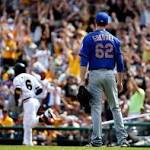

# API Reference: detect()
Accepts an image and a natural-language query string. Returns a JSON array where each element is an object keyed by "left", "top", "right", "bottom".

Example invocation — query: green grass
[{"left": 0, "top": 146, "right": 150, "bottom": 150}]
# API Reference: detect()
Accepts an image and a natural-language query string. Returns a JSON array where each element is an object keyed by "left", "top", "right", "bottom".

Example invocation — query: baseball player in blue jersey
[{"left": 79, "top": 12, "right": 129, "bottom": 147}]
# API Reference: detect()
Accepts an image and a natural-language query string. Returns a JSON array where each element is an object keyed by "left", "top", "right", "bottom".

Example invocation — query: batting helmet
[
  {"left": 14, "top": 63, "right": 26, "bottom": 76},
  {"left": 96, "top": 12, "right": 109, "bottom": 25}
]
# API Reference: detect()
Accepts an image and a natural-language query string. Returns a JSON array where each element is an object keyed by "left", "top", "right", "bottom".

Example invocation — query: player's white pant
[{"left": 23, "top": 98, "right": 40, "bottom": 145}]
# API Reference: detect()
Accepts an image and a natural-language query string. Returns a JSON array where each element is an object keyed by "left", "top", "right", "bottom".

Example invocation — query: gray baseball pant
[{"left": 88, "top": 69, "right": 128, "bottom": 145}]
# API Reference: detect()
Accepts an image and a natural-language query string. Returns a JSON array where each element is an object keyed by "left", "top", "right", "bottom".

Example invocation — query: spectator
[
  {"left": 0, "top": 109, "right": 14, "bottom": 126},
  {"left": 67, "top": 51, "right": 80, "bottom": 80},
  {"left": 127, "top": 77, "right": 145, "bottom": 117}
]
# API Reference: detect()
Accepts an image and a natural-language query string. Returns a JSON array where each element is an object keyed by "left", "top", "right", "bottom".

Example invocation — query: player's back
[
  {"left": 84, "top": 30, "right": 120, "bottom": 70},
  {"left": 13, "top": 73, "right": 42, "bottom": 100}
]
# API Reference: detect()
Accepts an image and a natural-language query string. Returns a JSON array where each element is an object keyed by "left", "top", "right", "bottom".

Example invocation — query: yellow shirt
[
  {"left": 20, "top": 0, "right": 30, "bottom": 5},
  {"left": 142, "top": 49, "right": 150, "bottom": 62},
  {"left": 67, "top": 53, "right": 80, "bottom": 78},
  {"left": 2, "top": 40, "right": 17, "bottom": 59},
  {"left": 0, "top": 116, "right": 14, "bottom": 126},
  {"left": 2, "top": 73, "right": 9, "bottom": 81},
  {"left": 5, "top": 40, "right": 17, "bottom": 50},
  {"left": 128, "top": 88, "right": 145, "bottom": 114}
]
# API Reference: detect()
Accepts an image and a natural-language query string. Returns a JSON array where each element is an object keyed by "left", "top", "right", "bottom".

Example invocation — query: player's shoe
[
  {"left": 120, "top": 141, "right": 130, "bottom": 147},
  {"left": 44, "top": 108, "right": 57, "bottom": 120},
  {"left": 85, "top": 137, "right": 103, "bottom": 147},
  {"left": 85, "top": 142, "right": 102, "bottom": 147}
]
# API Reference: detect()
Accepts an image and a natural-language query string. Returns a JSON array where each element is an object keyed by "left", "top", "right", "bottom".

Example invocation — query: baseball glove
[{"left": 77, "top": 85, "right": 92, "bottom": 114}]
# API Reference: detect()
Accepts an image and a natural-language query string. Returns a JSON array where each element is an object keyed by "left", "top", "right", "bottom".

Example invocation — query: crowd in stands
[{"left": 0, "top": 0, "right": 150, "bottom": 145}]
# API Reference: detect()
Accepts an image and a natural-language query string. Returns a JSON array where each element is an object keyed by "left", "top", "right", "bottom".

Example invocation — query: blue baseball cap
[{"left": 96, "top": 12, "right": 109, "bottom": 25}]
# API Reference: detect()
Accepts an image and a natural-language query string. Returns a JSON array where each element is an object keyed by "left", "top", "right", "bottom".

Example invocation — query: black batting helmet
[{"left": 14, "top": 63, "right": 26, "bottom": 76}]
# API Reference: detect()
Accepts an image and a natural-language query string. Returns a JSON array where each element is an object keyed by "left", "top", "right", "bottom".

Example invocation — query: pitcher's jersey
[
  {"left": 79, "top": 29, "right": 124, "bottom": 72},
  {"left": 13, "top": 73, "right": 42, "bottom": 100}
]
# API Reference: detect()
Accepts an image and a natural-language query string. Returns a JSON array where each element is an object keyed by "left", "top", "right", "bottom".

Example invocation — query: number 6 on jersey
[{"left": 26, "top": 80, "right": 32, "bottom": 90}]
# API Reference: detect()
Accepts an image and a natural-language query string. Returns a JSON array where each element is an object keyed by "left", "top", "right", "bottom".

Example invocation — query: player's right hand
[{"left": 117, "top": 82, "right": 123, "bottom": 93}]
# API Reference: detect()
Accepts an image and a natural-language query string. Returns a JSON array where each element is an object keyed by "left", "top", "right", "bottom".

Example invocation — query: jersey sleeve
[
  {"left": 13, "top": 77, "right": 22, "bottom": 89},
  {"left": 79, "top": 35, "right": 91, "bottom": 67},
  {"left": 114, "top": 39, "right": 125, "bottom": 72}
]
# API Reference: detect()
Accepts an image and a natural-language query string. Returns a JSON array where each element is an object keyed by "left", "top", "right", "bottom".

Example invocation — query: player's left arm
[
  {"left": 115, "top": 39, "right": 125, "bottom": 73},
  {"left": 13, "top": 77, "right": 22, "bottom": 106},
  {"left": 114, "top": 39, "right": 125, "bottom": 92}
]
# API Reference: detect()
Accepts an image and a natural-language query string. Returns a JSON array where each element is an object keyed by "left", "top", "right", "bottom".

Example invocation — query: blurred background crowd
[{"left": 0, "top": 0, "right": 150, "bottom": 146}]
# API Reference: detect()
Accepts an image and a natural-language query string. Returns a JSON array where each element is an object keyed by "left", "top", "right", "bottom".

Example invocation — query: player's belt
[
  {"left": 22, "top": 97, "right": 30, "bottom": 103},
  {"left": 90, "top": 68, "right": 112, "bottom": 71}
]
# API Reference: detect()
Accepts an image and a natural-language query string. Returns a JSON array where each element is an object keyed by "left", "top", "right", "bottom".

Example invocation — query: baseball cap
[{"left": 96, "top": 12, "right": 109, "bottom": 25}]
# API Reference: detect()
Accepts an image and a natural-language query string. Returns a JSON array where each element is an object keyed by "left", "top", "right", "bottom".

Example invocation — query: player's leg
[
  {"left": 88, "top": 70, "right": 103, "bottom": 146},
  {"left": 23, "top": 98, "right": 40, "bottom": 145},
  {"left": 23, "top": 101, "right": 33, "bottom": 145},
  {"left": 102, "top": 71, "right": 128, "bottom": 145},
  {"left": 23, "top": 124, "right": 33, "bottom": 146}
]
